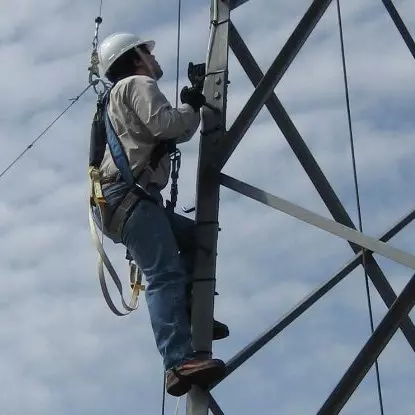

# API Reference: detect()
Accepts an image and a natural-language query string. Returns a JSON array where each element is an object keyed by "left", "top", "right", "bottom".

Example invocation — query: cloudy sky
[{"left": 1, "top": 0, "right": 414, "bottom": 414}]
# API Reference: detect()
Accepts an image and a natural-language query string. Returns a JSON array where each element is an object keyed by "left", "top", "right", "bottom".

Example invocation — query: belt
[
  {"left": 101, "top": 167, "right": 153, "bottom": 188},
  {"left": 101, "top": 175, "right": 119, "bottom": 186}
]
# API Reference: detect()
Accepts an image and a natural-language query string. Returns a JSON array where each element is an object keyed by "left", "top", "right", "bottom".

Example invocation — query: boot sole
[
  {"left": 167, "top": 377, "right": 191, "bottom": 397},
  {"left": 186, "top": 364, "right": 226, "bottom": 389},
  {"left": 213, "top": 329, "right": 230, "bottom": 341}
]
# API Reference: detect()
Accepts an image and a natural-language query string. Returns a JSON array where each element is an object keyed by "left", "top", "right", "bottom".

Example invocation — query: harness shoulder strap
[
  {"left": 104, "top": 92, "right": 171, "bottom": 190},
  {"left": 103, "top": 93, "right": 135, "bottom": 186}
]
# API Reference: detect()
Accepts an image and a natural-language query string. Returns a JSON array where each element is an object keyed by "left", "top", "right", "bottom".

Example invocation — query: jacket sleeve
[{"left": 126, "top": 75, "right": 200, "bottom": 143}]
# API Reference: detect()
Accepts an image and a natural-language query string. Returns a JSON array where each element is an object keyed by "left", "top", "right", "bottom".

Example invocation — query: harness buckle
[
  {"left": 134, "top": 167, "right": 153, "bottom": 196},
  {"left": 129, "top": 261, "right": 145, "bottom": 309},
  {"left": 89, "top": 166, "right": 107, "bottom": 205}
]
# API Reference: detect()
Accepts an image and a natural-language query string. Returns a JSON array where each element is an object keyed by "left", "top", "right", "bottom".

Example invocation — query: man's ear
[{"left": 133, "top": 58, "right": 143, "bottom": 69}]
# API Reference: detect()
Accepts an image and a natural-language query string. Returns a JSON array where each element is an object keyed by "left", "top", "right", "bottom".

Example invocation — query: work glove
[
  {"left": 188, "top": 62, "right": 206, "bottom": 92},
  {"left": 180, "top": 86, "right": 206, "bottom": 112}
]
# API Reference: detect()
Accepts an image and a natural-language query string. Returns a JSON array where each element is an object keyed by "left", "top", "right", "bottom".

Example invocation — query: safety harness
[{"left": 88, "top": 87, "right": 179, "bottom": 316}]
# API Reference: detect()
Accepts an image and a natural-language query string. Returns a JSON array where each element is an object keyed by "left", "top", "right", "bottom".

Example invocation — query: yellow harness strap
[
  {"left": 89, "top": 166, "right": 105, "bottom": 205},
  {"left": 88, "top": 167, "right": 145, "bottom": 316}
]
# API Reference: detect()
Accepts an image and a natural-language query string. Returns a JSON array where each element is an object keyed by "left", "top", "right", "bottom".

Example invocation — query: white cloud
[{"left": 0, "top": 0, "right": 414, "bottom": 414}]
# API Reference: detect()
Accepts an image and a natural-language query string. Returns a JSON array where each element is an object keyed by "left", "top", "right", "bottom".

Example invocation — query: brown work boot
[
  {"left": 166, "top": 358, "right": 226, "bottom": 397},
  {"left": 165, "top": 368, "right": 191, "bottom": 397},
  {"left": 186, "top": 285, "right": 230, "bottom": 341},
  {"left": 213, "top": 319, "right": 229, "bottom": 340}
]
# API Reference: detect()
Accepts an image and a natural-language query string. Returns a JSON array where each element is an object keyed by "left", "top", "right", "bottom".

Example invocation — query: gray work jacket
[{"left": 100, "top": 74, "right": 200, "bottom": 189}]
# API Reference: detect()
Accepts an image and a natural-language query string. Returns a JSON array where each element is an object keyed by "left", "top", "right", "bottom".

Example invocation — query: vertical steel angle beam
[{"left": 185, "top": 1, "right": 230, "bottom": 414}]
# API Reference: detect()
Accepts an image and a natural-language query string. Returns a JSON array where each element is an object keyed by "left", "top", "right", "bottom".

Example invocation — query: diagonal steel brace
[
  {"left": 317, "top": 272, "right": 415, "bottom": 414},
  {"left": 207, "top": 209, "right": 415, "bottom": 406},
  {"left": 210, "top": 0, "right": 335, "bottom": 170},
  {"left": 227, "top": 20, "right": 415, "bottom": 350}
]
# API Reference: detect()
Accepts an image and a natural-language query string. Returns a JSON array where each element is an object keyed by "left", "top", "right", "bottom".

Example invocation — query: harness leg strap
[{"left": 106, "top": 190, "right": 141, "bottom": 236}]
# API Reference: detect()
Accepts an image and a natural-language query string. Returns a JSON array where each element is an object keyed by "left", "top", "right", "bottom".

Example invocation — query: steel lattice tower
[{"left": 186, "top": 0, "right": 415, "bottom": 413}]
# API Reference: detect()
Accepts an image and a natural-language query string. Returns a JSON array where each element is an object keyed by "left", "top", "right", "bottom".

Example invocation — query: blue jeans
[{"left": 97, "top": 182, "right": 196, "bottom": 371}]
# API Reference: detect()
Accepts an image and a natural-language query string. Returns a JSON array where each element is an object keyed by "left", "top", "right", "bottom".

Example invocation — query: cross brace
[
  {"left": 221, "top": 174, "right": 415, "bottom": 270},
  {"left": 230, "top": 0, "right": 250, "bottom": 10},
  {"left": 226, "top": 15, "right": 415, "bottom": 355},
  {"left": 189, "top": 0, "right": 415, "bottom": 413},
  {"left": 210, "top": 0, "right": 334, "bottom": 170},
  {"left": 206, "top": 209, "right": 415, "bottom": 397},
  {"left": 318, "top": 272, "right": 415, "bottom": 414}
]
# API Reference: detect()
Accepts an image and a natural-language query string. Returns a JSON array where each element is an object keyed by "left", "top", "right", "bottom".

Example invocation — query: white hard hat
[{"left": 98, "top": 32, "right": 155, "bottom": 76}]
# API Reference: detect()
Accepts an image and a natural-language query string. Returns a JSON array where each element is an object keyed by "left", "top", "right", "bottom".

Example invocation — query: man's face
[{"left": 137, "top": 45, "right": 163, "bottom": 80}]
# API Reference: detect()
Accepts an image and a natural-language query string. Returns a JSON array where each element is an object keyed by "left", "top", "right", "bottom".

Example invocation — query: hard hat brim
[
  {"left": 98, "top": 33, "right": 156, "bottom": 76},
  {"left": 142, "top": 40, "right": 155, "bottom": 52}
]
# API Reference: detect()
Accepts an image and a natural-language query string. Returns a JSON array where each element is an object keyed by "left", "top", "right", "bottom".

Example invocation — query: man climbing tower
[{"left": 93, "top": 32, "right": 228, "bottom": 397}]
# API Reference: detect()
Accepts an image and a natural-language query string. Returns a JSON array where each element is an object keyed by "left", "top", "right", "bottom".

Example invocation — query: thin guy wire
[
  {"left": 336, "top": 1, "right": 385, "bottom": 414},
  {"left": 0, "top": 84, "right": 93, "bottom": 181},
  {"left": 162, "top": 2, "right": 182, "bottom": 412},
  {"left": 161, "top": 374, "right": 166, "bottom": 415},
  {"left": 175, "top": 0, "right": 182, "bottom": 108},
  {"left": 174, "top": 397, "right": 181, "bottom": 415}
]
